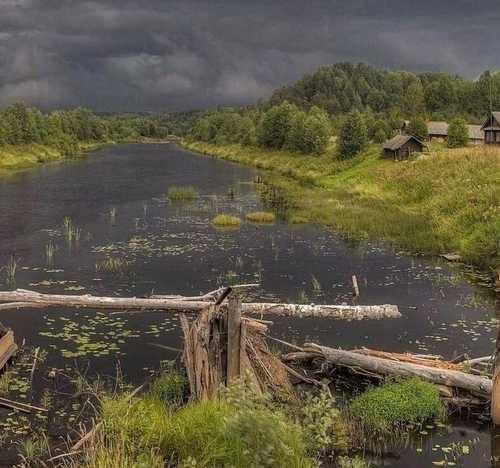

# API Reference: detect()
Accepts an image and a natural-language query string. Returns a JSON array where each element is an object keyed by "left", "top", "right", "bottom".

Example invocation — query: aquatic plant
[
  {"left": 95, "top": 257, "right": 130, "bottom": 273},
  {"left": 246, "top": 211, "right": 276, "bottom": 223},
  {"left": 336, "top": 456, "right": 371, "bottom": 468},
  {"left": 311, "top": 274, "right": 322, "bottom": 293},
  {"left": 289, "top": 214, "right": 309, "bottom": 224},
  {"left": 109, "top": 207, "right": 117, "bottom": 225},
  {"left": 0, "top": 369, "right": 13, "bottom": 395},
  {"left": 348, "top": 378, "right": 445, "bottom": 435},
  {"left": 168, "top": 186, "right": 198, "bottom": 202},
  {"left": 45, "top": 241, "right": 56, "bottom": 266},
  {"left": 17, "top": 434, "right": 49, "bottom": 463},
  {"left": 62, "top": 217, "right": 81, "bottom": 247},
  {"left": 211, "top": 214, "right": 241, "bottom": 228},
  {"left": 3, "top": 254, "right": 18, "bottom": 286}
]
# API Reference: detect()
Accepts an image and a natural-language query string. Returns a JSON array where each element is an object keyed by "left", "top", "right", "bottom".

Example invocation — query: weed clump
[
  {"left": 211, "top": 214, "right": 241, "bottom": 228},
  {"left": 349, "top": 378, "right": 444, "bottom": 434},
  {"left": 168, "top": 186, "right": 198, "bottom": 202},
  {"left": 149, "top": 370, "right": 187, "bottom": 408},
  {"left": 245, "top": 211, "right": 276, "bottom": 223}
]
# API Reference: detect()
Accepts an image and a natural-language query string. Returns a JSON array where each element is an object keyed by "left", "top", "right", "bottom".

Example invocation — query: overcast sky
[{"left": 1, "top": 0, "right": 499, "bottom": 112}]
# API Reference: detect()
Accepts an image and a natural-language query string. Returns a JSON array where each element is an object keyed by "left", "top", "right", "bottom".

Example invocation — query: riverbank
[
  {"left": 0, "top": 141, "right": 110, "bottom": 175},
  {"left": 183, "top": 141, "right": 500, "bottom": 273}
]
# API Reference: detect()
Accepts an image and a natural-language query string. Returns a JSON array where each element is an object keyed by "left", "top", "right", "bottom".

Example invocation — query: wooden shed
[
  {"left": 481, "top": 111, "right": 500, "bottom": 145},
  {"left": 382, "top": 135, "right": 425, "bottom": 161}
]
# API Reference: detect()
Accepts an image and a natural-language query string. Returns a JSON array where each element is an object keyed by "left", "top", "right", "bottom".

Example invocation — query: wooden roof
[
  {"left": 427, "top": 121, "right": 449, "bottom": 136},
  {"left": 481, "top": 112, "right": 500, "bottom": 130},
  {"left": 383, "top": 134, "right": 424, "bottom": 151}
]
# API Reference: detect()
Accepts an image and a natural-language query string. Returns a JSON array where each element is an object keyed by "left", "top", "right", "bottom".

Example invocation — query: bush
[
  {"left": 149, "top": 371, "right": 187, "bottom": 408},
  {"left": 211, "top": 214, "right": 241, "bottom": 227},
  {"left": 168, "top": 186, "right": 198, "bottom": 201},
  {"left": 245, "top": 211, "right": 276, "bottom": 223},
  {"left": 349, "top": 378, "right": 444, "bottom": 433}
]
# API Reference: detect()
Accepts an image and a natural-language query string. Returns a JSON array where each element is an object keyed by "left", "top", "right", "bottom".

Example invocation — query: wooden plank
[{"left": 226, "top": 296, "right": 241, "bottom": 384}]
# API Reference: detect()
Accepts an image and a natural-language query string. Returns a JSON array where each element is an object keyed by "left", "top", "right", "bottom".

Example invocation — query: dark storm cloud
[{"left": 1, "top": 0, "right": 499, "bottom": 111}]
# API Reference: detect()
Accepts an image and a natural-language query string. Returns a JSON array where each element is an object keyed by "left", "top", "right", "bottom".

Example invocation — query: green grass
[
  {"left": 184, "top": 140, "right": 500, "bottom": 272},
  {"left": 212, "top": 214, "right": 242, "bottom": 228},
  {"left": 245, "top": 211, "right": 276, "bottom": 223},
  {"left": 168, "top": 185, "right": 198, "bottom": 202},
  {"left": 348, "top": 378, "right": 445, "bottom": 434},
  {"left": 149, "top": 370, "right": 187, "bottom": 408},
  {"left": 84, "top": 381, "right": 315, "bottom": 468}
]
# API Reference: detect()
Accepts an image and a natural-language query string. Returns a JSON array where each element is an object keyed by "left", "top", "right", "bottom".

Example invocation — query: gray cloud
[{"left": 0, "top": 0, "right": 499, "bottom": 111}]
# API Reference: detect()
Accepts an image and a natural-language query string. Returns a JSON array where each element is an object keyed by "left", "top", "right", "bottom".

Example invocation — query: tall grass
[
  {"left": 246, "top": 211, "right": 276, "bottom": 223},
  {"left": 3, "top": 255, "right": 18, "bottom": 286},
  {"left": 185, "top": 141, "right": 500, "bottom": 272},
  {"left": 212, "top": 214, "right": 241, "bottom": 228},
  {"left": 168, "top": 185, "right": 198, "bottom": 202},
  {"left": 62, "top": 217, "right": 82, "bottom": 247}
]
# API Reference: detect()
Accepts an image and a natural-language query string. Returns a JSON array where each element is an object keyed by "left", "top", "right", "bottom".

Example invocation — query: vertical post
[
  {"left": 492, "top": 300, "right": 500, "bottom": 425},
  {"left": 352, "top": 275, "right": 360, "bottom": 298},
  {"left": 226, "top": 295, "right": 241, "bottom": 385}
]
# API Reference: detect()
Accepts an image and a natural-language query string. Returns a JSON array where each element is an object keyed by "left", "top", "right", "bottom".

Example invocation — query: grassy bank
[
  {"left": 184, "top": 141, "right": 500, "bottom": 272},
  {"left": 0, "top": 141, "right": 109, "bottom": 174}
]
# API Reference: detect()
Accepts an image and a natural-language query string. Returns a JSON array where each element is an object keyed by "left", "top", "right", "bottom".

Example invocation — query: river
[{"left": 0, "top": 143, "right": 497, "bottom": 466}]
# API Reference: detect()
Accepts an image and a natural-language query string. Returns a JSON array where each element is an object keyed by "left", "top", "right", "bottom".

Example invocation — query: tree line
[{"left": 0, "top": 103, "right": 183, "bottom": 157}]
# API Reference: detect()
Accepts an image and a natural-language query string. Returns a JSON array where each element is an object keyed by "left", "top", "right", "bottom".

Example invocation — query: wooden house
[
  {"left": 427, "top": 121, "right": 449, "bottom": 141},
  {"left": 382, "top": 135, "right": 425, "bottom": 161},
  {"left": 481, "top": 112, "right": 500, "bottom": 145}
]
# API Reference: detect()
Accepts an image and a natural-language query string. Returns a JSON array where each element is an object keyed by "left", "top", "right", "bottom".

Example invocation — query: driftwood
[
  {"left": 0, "top": 396, "right": 47, "bottom": 414},
  {"left": 0, "top": 289, "right": 401, "bottom": 320},
  {"left": 0, "top": 327, "right": 17, "bottom": 371},
  {"left": 286, "top": 343, "right": 492, "bottom": 399},
  {"left": 182, "top": 299, "right": 291, "bottom": 401}
]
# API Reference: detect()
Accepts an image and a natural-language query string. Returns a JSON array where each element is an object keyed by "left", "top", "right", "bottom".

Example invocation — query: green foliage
[
  {"left": 301, "top": 389, "right": 347, "bottom": 455},
  {"left": 349, "top": 378, "right": 445, "bottom": 434},
  {"left": 149, "top": 371, "right": 187, "bottom": 408},
  {"left": 245, "top": 211, "right": 276, "bottom": 223},
  {"left": 168, "top": 186, "right": 198, "bottom": 202},
  {"left": 97, "top": 383, "right": 314, "bottom": 468},
  {"left": 338, "top": 111, "right": 368, "bottom": 159},
  {"left": 448, "top": 117, "right": 469, "bottom": 148},
  {"left": 336, "top": 456, "right": 371, "bottom": 468},
  {"left": 211, "top": 214, "right": 241, "bottom": 227},
  {"left": 407, "top": 117, "right": 428, "bottom": 141}
]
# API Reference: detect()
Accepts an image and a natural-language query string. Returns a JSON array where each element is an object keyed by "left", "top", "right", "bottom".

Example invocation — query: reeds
[
  {"left": 3, "top": 255, "right": 18, "bottom": 286},
  {"left": 62, "top": 217, "right": 81, "bottom": 247},
  {"left": 168, "top": 186, "right": 198, "bottom": 202},
  {"left": 211, "top": 214, "right": 241, "bottom": 228},
  {"left": 245, "top": 211, "right": 276, "bottom": 223}
]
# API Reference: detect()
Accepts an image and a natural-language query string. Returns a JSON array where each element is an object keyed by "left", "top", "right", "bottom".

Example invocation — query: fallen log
[
  {"left": 0, "top": 289, "right": 401, "bottom": 320},
  {"left": 289, "top": 343, "right": 492, "bottom": 398}
]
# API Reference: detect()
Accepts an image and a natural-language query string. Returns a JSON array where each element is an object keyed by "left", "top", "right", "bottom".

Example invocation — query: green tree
[
  {"left": 447, "top": 117, "right": 469, "bottom": 148},
  {"left": 407, "top": 117, "right": 428, "bottom": 141},
  {"left": 338, "top": 110, "right": 368, "bottom": 159},
  {"left": 257, "top": 101, "right": 297, "bottom": 149},
  {"left": 302, "top": 106, "right": 330, "bottom": 154}
]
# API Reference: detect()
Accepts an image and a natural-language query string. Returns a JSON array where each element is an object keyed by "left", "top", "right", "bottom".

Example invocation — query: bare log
[
  {"left": 302, "top": 343, "right": 492, "bottom": 398},
  {"left": 0, "top": 289, "right": 400, "bottom": 320}
]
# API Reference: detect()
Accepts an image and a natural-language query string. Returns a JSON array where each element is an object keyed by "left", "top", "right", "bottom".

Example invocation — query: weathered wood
[
  {"left": 492, "top": 321, "right": 500, "bottom": 424},
  {"left": 0, "top": 397, "right": 47, "bottom": 413},
  {"left": 0, "top": 289, "right": 401, "bottom": 320},
  {"left": 300, "top": 343, "right": 492, "bottom": 398},
  {"left": 226, "top": 296, "right": 241, "bottom": 384},
  {"left": 0, "top": 329, "right": 17, "bottom": 371}
]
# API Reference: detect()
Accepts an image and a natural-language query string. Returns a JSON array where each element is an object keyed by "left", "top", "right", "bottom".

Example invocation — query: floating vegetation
[
  {"left": 289, "top": 214, "right": 309, "bottom": 224},
  {"left": 168, "top": 185, "right": 198, "bottom": 202},
  {"left": 95, "top": 256, "right": 131, "bottom": 274},
  {"left": 3, "top": 254, "right": 18, "bottom": 286},
  {"left": 45, "top": 241, "right": 55, "bottom": 267},
  {"left": 245, "top": 211, "right": 276, "bottom": 223},
  {"left": 62, "top": 216, "right": 81, "bottom": 247},
  {"left": 212, "top": 214, "right": 241, "bottom": 228}
]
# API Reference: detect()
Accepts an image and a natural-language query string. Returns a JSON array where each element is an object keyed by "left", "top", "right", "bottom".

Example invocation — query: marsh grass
[
  {"left": 45, "top": 241, "right": 56, "bottom": 266},
  {"left": 212, "top": 214, "right": 241, "bottom": 228},
  {"left": 3, "top": 254, "right": 18, "bottom": 286},
  {"left": 347, "top": 378, "right": 445, "bottom": 440},
  {"left": 17, "top": 434, "right": 49, "bottom": 464},
  {"left": 0, "top": 369, "right": 13, "bottom": 395},
  {"left": 149, "top": 370, "right": 187, "bottom": 408},
  {"left": 185, "top": 141, "right": 500, "bottom": 272},
  {"left": 246, "top": 211, "right": 276, "bottom": 223},
  {"left": 95, "top": 257, "right": 130, "bottom": 274},
  {"left": 62, "top": 217, "right": 82, "bottom": 247},
  {"left": 168, "top": 185, "right": 198, "bottom": 202}
]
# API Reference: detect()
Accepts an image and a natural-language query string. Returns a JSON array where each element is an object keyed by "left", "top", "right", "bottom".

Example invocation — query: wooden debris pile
[
  {"left": 181, "top": 295, "right": 291, "bottom": 401},
  {"left": 0, "top": 322, "right": 17, "bottom": 372},
  {"left": 285, "top": 343, "right": 493, "bottom": 406}
]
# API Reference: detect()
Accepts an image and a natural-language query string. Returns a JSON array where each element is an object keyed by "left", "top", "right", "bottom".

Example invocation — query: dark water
[{"left": 0, "top": 143, "right": 497, "bottom": 466}]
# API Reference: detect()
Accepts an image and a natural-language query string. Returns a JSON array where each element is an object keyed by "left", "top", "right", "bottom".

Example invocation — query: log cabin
[
  {"left": 481, "top": 111, "right": 500, "bottom": 145},
  {"left": 382, "top": 134, "right": 425, "bottom": 161}
]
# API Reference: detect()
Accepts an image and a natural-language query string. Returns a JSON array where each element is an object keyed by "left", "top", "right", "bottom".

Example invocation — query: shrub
[
  {"left": 338, "top": 111, "right": 368, "bottom": 159},
  {"left": 168, "top": 186, "right": 198, "bottom": 202},
  {"left": 245, "top": 211, "right": 276, "bottom": 223},
  {"left": 349, "top": 378, "right": 444, "bottom": 434},
  {"left": 149, "top": 371, "right": 187, "bottom": 408},
  {"left": 211, "top": 214, "right": 241, "bottom": 227}
]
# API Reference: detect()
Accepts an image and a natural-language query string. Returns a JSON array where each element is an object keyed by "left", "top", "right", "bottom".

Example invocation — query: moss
[
  {"left": 212, "top": 214, "right": 241, "bottom": 228},
  {"left": 245, "top": 211, "right": 276, "bottom": 223},
  {"left": 349, "top": 378, "right": 445, "bottom": 434},
  {"left": 167, "top": 185, "right": 198, "bottom": 202}
]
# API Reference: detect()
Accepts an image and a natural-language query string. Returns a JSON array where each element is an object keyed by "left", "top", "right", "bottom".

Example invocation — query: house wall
[{"left": 485, "top": 130, "right": 500, "bottom": 145}]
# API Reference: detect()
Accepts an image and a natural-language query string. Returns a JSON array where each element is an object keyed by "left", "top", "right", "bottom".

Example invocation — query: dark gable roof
[
  {"left": 466, "top": 124, "right": 484, "bottom": 140},
  {"left": 481, "top": 111, "right": 500, "bottom": 130},
  {"left": 383, "top": 134, "right": 424, "bottom": 151}
]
